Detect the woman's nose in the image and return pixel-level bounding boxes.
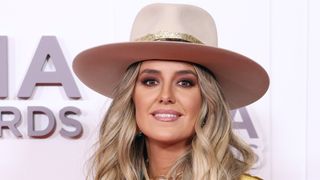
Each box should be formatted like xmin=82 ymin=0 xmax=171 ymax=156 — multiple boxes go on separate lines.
xmin=158 ymin=84 xmax=176 ymax=104
xmin=159 ymin=96 xmax=175 ymax=104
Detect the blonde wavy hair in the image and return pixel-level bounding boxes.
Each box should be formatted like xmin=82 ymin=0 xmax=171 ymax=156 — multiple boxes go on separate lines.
xmin=88 ymin=61 xmax=256 ymax=180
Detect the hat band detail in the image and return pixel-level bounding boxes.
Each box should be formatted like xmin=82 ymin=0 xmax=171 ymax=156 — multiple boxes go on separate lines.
xmin=135 ymin=31 xmax=203 ymax=44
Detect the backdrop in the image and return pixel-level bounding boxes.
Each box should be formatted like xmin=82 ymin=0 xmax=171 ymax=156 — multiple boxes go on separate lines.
xmin=0 ymin=0 xmax=319 ymax=179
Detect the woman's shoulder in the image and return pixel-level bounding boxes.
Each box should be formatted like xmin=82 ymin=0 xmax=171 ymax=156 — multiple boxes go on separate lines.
xmin=240 ymin=174 xmax=263 ymax=180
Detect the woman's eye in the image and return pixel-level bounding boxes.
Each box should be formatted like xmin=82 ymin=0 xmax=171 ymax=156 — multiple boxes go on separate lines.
xmin=142 ymin=79 xmax=159 ymax=86
xmin=177 ymin=80 xmax=194 ymax=87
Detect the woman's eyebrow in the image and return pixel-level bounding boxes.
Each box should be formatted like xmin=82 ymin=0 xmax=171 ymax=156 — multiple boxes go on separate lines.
xmin=139 ymin=69 xmax=197 ymax=77
xmin=175 ymin=70 xmax=197 ymax=77
xmin=139 ymin=69 xmax=160 ymax=75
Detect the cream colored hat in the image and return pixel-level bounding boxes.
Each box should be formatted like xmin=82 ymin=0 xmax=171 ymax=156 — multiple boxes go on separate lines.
xmin=73 ymin=3 xmax=269 ymax=109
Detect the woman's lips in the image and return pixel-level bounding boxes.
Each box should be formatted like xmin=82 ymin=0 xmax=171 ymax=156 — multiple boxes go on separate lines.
xmin=151 ymin=109 xmax=182 ymax=122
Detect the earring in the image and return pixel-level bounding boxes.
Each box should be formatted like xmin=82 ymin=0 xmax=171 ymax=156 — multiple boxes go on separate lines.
xmin=136 ymin=131 xmax=143 ymax=137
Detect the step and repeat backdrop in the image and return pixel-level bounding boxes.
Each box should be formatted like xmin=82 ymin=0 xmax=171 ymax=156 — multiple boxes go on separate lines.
xmin=1 ymin=0 xmax=319 ymax=179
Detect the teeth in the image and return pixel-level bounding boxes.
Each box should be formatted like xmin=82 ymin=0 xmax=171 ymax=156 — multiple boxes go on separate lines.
xmin=154 ymin=114 xmax=177 ymax=118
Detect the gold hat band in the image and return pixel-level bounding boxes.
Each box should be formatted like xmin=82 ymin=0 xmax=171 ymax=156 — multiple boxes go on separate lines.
xmin=135 ymin=31 xmax=203 ymax=44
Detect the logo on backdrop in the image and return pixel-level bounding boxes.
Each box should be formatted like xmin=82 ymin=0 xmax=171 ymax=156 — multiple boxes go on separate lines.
xmin=0 ymin=36 xmax=82 ymax=139
xmin=0 ymin=36 xmax=263 ymax=148
xmin=231 ymin=107 xmax=264 ymax=168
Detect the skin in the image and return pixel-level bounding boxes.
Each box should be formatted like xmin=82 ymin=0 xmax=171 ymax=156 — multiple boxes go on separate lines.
xmin=133 ymin=60 xmax=202 ymax=177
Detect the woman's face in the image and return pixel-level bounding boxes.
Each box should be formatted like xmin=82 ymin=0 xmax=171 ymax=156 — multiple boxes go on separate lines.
xmin=133 ymin=60 xmax=202 ymax=145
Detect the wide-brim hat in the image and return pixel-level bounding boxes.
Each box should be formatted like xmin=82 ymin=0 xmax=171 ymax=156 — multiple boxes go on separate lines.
xmin=73 ymin=3 xmax=269 ymax=110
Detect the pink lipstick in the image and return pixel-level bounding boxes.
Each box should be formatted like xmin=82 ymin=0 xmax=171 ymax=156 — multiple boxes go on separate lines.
xmin=151 ymin=109 xmax=182 ymax=122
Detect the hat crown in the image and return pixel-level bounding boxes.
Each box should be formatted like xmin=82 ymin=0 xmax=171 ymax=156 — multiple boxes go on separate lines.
xmin=73 ymin=3 xmax=269 ymax=109
xmin=130 ymin=3 xmax=218 ymax=46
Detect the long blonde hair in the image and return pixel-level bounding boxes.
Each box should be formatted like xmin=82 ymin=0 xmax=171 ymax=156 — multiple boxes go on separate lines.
xmin=88 ymin=62 xmax=256 ymax=180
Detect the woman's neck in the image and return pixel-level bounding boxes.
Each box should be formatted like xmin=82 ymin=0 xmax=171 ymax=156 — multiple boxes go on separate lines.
xmin=146 ymin=138 xmax=189 ymax=178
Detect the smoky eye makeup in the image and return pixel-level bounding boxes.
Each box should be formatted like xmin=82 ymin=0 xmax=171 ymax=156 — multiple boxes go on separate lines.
xmin=175 ymin=72 xmax=198 ymax=87
xmin=177 ymin=79 xmax=195 ymax=87
xmin=176 ymin=77 xmax=198 ymax=88
xmin=137 ymin=68 xmax=198 ymax=87
xmin=139 ymin=75 xmax=159 ymax=87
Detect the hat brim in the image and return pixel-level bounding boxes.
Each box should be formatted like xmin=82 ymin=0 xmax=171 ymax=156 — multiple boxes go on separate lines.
xmin=73 ymin=41 xmax=269 ymax=109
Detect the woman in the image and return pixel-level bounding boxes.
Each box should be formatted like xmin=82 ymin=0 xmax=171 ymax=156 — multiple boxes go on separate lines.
xmin=73 ymin=3 xmax=269 ymax=180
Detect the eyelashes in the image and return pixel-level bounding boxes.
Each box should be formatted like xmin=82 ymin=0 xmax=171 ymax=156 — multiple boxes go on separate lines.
xmin=177 ymin=79 xmax=195 ymax=87
xmin=141 ymin=78 xmax=159 ymax=86
xmin=140 ymin=77 xmax=196 ymax=88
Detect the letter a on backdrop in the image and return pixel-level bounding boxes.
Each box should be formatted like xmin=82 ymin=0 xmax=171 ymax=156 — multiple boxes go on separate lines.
xmin=18 ymin=36 xmax=81 ymax=99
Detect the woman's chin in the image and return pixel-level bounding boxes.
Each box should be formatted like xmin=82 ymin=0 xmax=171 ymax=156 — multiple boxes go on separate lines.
xmin=145 ymin=133 xmax=190 ymax=146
